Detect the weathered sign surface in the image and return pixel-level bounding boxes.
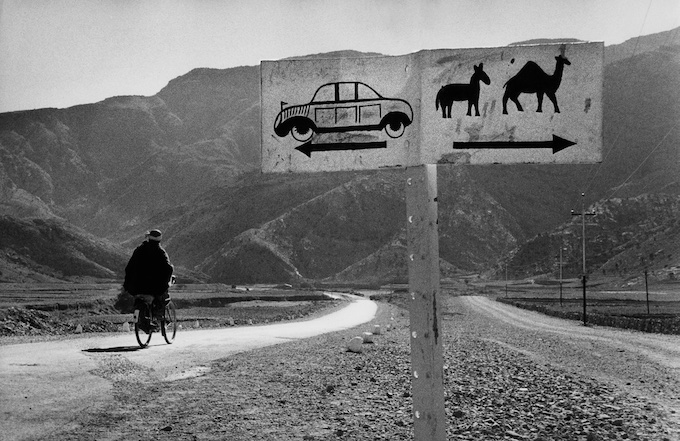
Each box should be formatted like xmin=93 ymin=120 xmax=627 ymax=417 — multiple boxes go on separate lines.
xmin=261 ymin=42 xmax=603 ymax=173
xmin=261 ymin=55 xmax=418 ymax=172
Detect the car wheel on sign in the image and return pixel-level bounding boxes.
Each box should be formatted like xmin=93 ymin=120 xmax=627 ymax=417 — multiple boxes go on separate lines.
xmin=291 ymin=123 xmax=314 ymax=142
xmin=384 ymin=117 xmax=407 ymax=138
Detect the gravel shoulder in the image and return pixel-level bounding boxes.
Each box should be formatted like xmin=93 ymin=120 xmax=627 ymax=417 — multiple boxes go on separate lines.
xmin=15 ymin=294 xmax=680 ymax=441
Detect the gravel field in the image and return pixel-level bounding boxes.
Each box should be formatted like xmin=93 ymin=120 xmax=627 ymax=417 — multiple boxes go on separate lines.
xmin=26 ymin=293 xmax=680 ymax=441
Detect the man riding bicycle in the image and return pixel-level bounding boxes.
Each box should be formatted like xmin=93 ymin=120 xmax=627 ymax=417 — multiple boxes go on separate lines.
xmin=123 ymin=229 xmax=174 ymax=332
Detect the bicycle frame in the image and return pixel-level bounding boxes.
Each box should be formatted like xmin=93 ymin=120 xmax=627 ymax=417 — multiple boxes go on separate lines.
xmin=133 ymin=294 xmax=177 ymax=348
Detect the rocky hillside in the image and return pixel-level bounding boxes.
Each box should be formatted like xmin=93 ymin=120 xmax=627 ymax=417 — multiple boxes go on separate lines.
xmin=0 ymin=33 xmax=678 ymax=284
xmin=507 ymin=194 xmax=680 ymax=280
xmin=192 ymin=168 xmax=524 ymax=284
xmin=0 ymin=216 xmax=128 ymax=282
xmin=503 ymin=31 xmax=680 ymax=281
xmin=0 ymin=65 xmax=263 ymax=241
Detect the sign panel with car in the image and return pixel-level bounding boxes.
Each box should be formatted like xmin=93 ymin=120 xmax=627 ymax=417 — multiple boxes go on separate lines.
xmin=262 ymin=55 xmax=418 ymax=173
xmin=261 ymin=42 xmax=603 ymax=173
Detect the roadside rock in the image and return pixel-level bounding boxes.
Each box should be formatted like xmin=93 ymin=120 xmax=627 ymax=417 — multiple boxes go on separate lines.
xmin=0 ymin=307 xmax=65 ymax=336
xmin=347 ymin=336 xmax=364 ymax=353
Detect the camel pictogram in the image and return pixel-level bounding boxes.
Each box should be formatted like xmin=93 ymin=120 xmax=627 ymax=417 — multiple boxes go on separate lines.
xmin=435 ymin=63 xmax=491 ymax=118
xmin=502 ymin=54 xmax=571 ymax=114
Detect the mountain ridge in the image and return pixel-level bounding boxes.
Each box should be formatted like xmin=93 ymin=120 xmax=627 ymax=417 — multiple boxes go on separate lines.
xmin=1 ymin=27 xmax=679 ymax=283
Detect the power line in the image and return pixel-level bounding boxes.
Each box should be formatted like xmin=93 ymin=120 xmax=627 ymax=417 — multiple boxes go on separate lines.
xmin=580 ymin=0 xmax=654 ymax=198
xmin=603 ymin=121 xmax=679 ymax=201
xmin=571 ymin=193 xmax=596 ymax=326
xmin=632 ymin=1 xmax=654 ymax=56
xmin=582 ymin=126 xmax=624 ymax=196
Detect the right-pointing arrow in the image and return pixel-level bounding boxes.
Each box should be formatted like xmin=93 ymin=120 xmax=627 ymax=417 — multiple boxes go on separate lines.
xmin=453 ymin=135 xmax=576 ymax=154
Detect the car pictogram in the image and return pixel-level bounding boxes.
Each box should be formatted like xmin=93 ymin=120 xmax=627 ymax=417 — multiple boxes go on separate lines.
xmin=274 ymin=82 xmax=413 ymax=142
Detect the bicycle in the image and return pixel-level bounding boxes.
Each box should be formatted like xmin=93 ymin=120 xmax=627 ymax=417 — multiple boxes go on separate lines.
xmin=133 ymin=294 xmax=177 ymax=348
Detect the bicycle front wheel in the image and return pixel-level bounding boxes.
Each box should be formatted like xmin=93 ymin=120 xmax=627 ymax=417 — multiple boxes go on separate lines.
xmin=162 ymin=301 xmax=177 ymax=344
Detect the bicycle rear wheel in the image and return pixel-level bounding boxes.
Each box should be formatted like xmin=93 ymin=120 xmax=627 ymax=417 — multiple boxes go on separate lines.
xmin=134 ymin=305 xmax=153 ymax=348
xmin=162 ymin=300 xmax=177 ymax=344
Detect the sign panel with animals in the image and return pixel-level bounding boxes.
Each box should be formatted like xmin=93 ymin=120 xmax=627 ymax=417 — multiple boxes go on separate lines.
xmin=261 ymin=42 xmax=602 ymax=173
xmin=420 ymin=42 xmax=603 ymax=165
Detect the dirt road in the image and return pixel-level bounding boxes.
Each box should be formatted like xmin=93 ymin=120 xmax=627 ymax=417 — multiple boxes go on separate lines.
xmin=0 ymin=296 xmax=377 ymax=441
xmin=3 ymin=294 xmax=680 ymax=440
xmin=456 ymin=296 xmax=680 ymax=434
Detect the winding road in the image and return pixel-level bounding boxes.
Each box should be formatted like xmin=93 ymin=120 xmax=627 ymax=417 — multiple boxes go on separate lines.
xmin=2 ymin=295 xmax=680 ymax=440
xmin=0 ymin=296 xmax=377 ymax=441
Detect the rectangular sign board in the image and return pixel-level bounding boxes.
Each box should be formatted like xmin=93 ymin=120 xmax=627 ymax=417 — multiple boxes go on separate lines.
xmin=261 ymin=42 xmax=603 ymax=173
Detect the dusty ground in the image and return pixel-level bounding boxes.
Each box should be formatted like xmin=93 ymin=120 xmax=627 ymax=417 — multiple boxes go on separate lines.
xmin=12 ymin=291 xmax=680 ymax=441
xmin=1 ymin=295 xmax=371 ymax=441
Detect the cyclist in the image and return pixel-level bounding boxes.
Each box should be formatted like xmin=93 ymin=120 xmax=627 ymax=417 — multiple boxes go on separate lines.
xmin=123 ymin=229 xmax=174 ymax=331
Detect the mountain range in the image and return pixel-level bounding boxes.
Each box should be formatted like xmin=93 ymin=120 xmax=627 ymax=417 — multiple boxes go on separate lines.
xmin=0 ymin=29 xmax=678 ymax=284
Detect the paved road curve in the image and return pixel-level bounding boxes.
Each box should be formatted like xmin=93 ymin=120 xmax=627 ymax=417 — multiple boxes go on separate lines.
xmin=0 ymin=296 xmax=377 ymax=441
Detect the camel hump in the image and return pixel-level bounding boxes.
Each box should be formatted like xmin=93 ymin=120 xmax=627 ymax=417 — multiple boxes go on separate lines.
xmin=515 ymin=61 xmax=546 ymax=77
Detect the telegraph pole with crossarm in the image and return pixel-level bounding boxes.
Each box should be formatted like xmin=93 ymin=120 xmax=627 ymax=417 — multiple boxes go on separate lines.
xmin=571 ymin=192 xmax=596 ymax=325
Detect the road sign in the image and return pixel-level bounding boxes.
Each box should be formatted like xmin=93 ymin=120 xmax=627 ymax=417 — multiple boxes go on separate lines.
xmin=261 ymin=42 xmax=603 ymax=173
xmin=261 ymin=55 xmax=418 ymax=172
xmin=259 ymin=43 xmax=603 ymax=441
xmin=422 ymin=43 xmax=603 ymax=166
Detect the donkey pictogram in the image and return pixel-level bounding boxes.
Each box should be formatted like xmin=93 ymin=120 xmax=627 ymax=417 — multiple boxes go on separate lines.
xmin=436 ymin=63 xmax=491 ymax=118
xmin=502 ymin=53 xmax=571 ymax=114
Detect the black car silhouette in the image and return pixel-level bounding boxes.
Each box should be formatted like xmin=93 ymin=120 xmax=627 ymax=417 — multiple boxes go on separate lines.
xmin=274 ymin=82 xmax=413 ymax=142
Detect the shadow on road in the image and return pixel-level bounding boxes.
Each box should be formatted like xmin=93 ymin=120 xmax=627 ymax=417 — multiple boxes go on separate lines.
xmin=83 ymin=346 xmax=143 ymax=353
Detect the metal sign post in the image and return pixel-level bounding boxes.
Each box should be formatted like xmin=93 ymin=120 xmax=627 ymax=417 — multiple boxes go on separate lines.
xmin=406 ymin=165 xmax=446 ymax=440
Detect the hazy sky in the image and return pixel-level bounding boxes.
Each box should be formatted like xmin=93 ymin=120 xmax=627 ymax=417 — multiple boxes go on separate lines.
xmin=1 ymin=0 xmax=678 ymax=113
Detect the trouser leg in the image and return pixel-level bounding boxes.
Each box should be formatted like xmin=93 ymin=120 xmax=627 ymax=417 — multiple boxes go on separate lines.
xmin=153 ymin=292 xmax=169 ymax=317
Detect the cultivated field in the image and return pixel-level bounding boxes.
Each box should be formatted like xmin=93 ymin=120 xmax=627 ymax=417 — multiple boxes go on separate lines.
xmin=0 ymin=282 xmax=342 ymax=338
xmin=3 ymin=276 xmax=679 ymax=338
xmin=474 ymin=276 xmax=680 ymax=334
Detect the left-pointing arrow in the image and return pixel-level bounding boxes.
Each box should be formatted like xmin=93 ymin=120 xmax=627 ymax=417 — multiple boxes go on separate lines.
xmin=453 ymin=135 xmax=576 ymax=154
xmin=295 ymin=141 xmax=388 ymax=157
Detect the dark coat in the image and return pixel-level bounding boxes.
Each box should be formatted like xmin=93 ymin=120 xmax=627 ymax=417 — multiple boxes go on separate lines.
xmin=123 ymin=240 xmax=174 ymax=296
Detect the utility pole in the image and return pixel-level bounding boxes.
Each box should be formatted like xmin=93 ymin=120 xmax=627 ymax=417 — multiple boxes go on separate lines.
xmin=645 ymin=269 xmax=650 ymax=314
xmin=505 ymin=262 xmax=508 ymax=298
xmin=558 ymin=246 xmax=566 ymax=306
xmin=571 ymin=193 xmax=596 ymax=326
